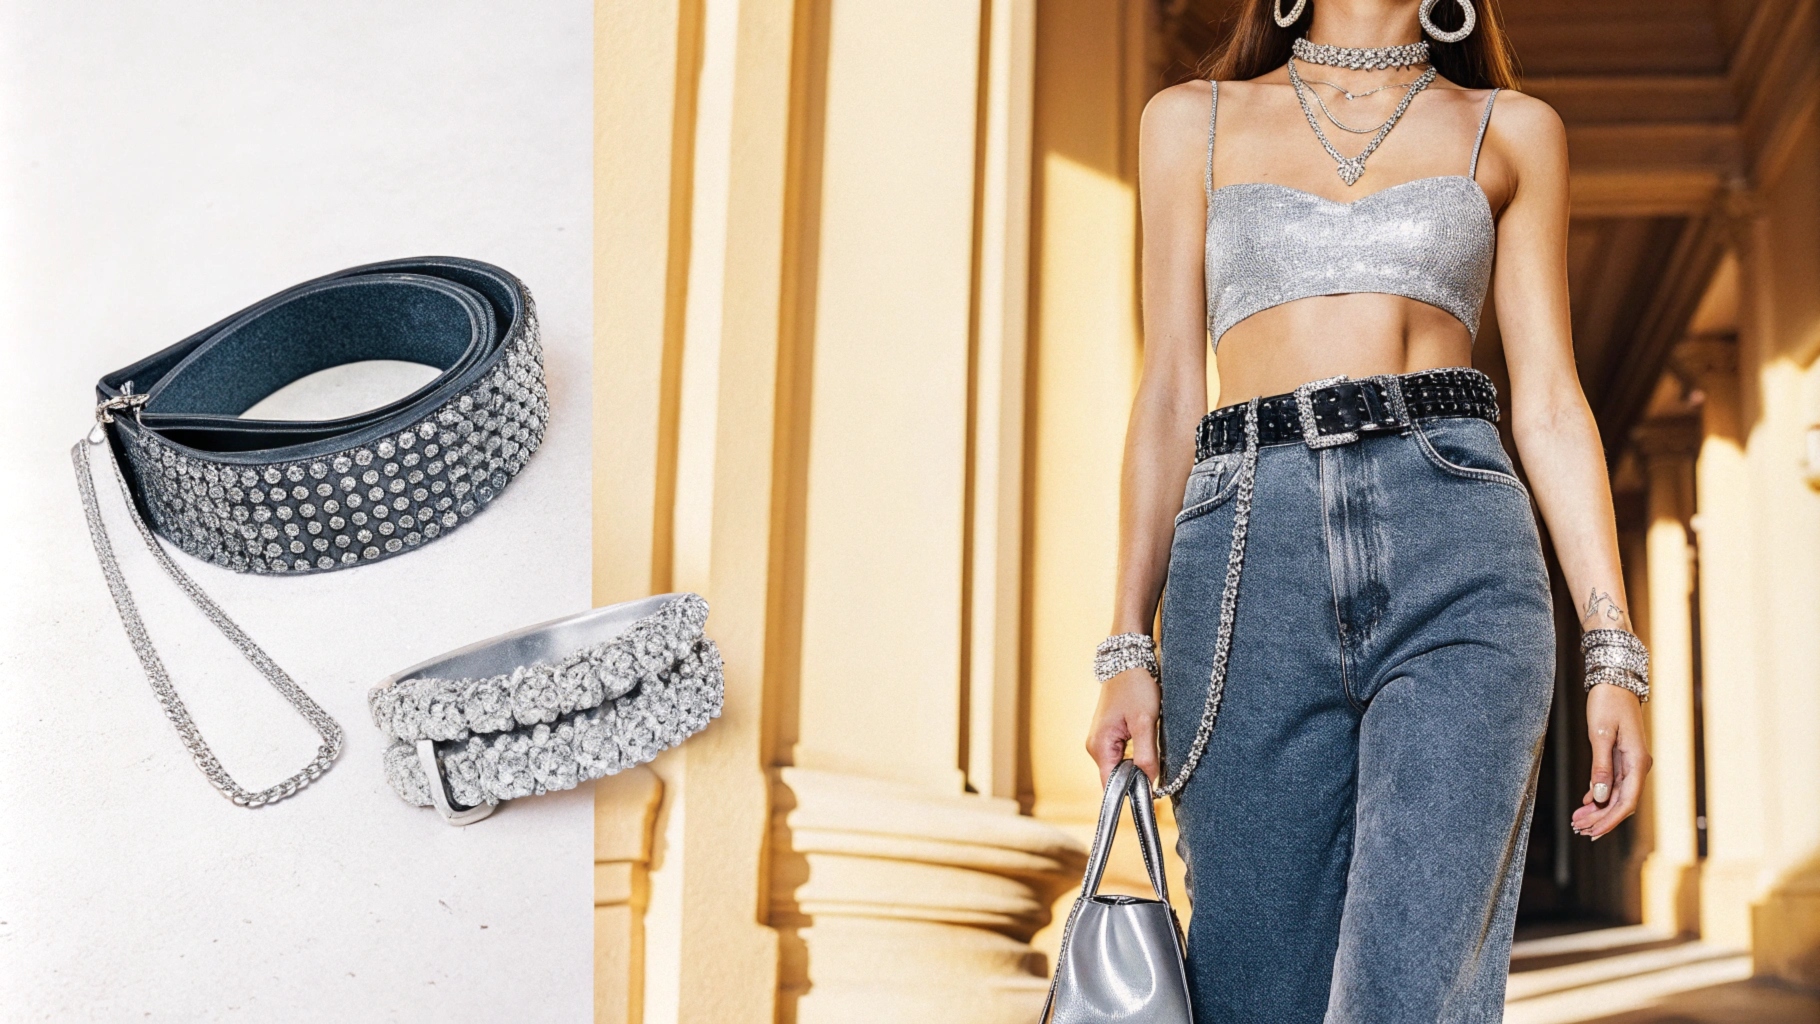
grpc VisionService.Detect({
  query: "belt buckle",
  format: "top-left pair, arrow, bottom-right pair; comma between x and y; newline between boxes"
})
88,382 -> 149,444
417,738 -> 497,826
1294,375 -> 1358,449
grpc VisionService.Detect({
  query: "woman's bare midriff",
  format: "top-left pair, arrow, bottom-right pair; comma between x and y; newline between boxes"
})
1211,292 -> 1476,406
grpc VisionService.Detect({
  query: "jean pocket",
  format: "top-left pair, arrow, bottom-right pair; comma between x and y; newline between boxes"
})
1176,451 -> 1243,525
1412,416 -> 1527,494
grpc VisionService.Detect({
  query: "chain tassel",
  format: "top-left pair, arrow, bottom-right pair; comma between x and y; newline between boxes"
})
72,435 -> 343,807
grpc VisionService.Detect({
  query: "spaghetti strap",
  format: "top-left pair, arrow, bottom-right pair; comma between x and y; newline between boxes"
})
1204,81 -> 1219,338
1469,88 -> 1500,180
1204,81 -> 1219,214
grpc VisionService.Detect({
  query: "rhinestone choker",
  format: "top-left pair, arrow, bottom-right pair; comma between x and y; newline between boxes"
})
1292,37 -> 1430,71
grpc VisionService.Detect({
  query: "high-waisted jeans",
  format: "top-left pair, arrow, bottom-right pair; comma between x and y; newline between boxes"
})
1160,410 -> 1556,1023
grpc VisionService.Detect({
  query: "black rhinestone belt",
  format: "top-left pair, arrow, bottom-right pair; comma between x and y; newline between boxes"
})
94,257 -> 547,575
1195,367 -> 1499,462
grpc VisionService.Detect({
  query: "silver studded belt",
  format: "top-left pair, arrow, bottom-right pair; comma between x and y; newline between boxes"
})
72,258 -> 547,809
368,593 -> 724,824
96,257 -> 546,575
1194,367 -> 1500,461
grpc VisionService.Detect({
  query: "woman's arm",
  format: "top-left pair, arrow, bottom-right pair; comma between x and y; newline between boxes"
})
1086,82 -> 1213,786
1487,93 -> 1652,841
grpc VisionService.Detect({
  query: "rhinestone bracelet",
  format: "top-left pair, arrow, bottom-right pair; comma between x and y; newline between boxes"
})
1584,665 -> 1650,702
1585,644 -> 1649,681
1581,629 -> 1650,701
1582,629 -> 1649,681
1094,632 -> 1159,682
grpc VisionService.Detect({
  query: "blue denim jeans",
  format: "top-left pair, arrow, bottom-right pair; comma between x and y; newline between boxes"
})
1160,409 -> 1556,1023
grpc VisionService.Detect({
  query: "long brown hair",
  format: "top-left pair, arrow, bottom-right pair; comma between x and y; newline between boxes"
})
1201,0 -> 1520,89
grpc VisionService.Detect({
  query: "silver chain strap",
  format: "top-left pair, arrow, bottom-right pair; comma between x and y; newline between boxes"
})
1154,398 -> 1260,799
72,422 -> 343,808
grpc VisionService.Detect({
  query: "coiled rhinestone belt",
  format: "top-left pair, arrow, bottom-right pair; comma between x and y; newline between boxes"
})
96,256 -> 547,574
73,257 -> 546,809
368,593 -> 724,824
1195,366 -> 1499,462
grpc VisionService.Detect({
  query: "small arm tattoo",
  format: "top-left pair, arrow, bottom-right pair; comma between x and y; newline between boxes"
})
1581,587 -> 1631,630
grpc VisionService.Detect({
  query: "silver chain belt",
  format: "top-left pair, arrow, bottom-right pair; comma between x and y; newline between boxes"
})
1154,397 -> 1261,798
73,402 -> 343,808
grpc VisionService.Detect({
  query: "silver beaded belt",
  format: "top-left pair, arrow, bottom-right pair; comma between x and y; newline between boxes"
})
369,593 -> 724,824
72,258 -> 546,809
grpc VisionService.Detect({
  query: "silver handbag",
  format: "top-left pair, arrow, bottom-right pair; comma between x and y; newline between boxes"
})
1040,759 -> 1194,1023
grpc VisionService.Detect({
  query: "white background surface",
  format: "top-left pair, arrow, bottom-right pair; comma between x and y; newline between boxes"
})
0,3 -> 595,1020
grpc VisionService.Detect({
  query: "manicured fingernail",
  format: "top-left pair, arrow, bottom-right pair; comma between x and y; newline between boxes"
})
1593,782 -> 1610,802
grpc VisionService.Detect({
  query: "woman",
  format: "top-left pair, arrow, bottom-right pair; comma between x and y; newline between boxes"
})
1084,0 -> 1654,1020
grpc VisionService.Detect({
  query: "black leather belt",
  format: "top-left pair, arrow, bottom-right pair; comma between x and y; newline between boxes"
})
1195,367 -> 1499,461
95,257 -> 547,575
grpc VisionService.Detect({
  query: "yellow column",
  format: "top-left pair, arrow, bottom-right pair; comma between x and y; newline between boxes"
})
770,2 -> 1081,1021
1026,0 -> 1147,834
593,0 -> 701,1017
966,0 -> 1038,802
596,0 -> 801,1019
1630,417 -> 1702,937
788,0 -> 984,791
1685,332 -> 1762,949
1742,114 -> 1820,982
1023,0 -> 1189,955
1747,352 -> 1820,985
595,768 -> 664,1024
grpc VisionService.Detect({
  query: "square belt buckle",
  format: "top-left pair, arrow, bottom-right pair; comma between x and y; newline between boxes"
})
1294,375 -> 1359,449
417,738 -> 497,825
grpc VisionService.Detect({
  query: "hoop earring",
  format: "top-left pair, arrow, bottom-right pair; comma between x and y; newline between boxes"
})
1274,0 -> 1308,29
1419,0 -> 1476,43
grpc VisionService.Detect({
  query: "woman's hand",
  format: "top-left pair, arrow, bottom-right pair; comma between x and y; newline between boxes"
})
1571,684 -> 1652,840
1087,668 -> 1162,787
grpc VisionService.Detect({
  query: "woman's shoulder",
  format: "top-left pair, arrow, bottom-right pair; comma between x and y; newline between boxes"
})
1483,88 -> 1565,142
1142,79 -> 1214,127
1138,80 -> 1216,172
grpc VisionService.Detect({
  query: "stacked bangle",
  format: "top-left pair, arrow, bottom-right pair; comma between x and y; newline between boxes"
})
1581,628 -> 1650,702
1094,632 -> 1159,682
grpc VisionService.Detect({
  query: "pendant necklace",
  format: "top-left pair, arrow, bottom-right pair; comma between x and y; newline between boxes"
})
1299,76 -> 1421,134
1300,78 -> 1412,101
1288,54 -> 1436,185
1306,84 -> 1412,134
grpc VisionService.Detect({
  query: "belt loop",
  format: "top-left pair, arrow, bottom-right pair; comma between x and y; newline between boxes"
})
1373,373 -> 1410,432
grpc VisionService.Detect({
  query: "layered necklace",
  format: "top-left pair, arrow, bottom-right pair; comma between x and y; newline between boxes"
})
1288,37 -> 1436,185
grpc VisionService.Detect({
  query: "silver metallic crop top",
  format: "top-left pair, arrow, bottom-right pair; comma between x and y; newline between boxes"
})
1203,82 -> 1500,348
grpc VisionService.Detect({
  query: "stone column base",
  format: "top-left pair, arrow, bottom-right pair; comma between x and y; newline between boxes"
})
1641,852 -> 1702,937
1754,861 -> 1820,989
1703,857 -> 1764,949
771,767 -> 1086,1024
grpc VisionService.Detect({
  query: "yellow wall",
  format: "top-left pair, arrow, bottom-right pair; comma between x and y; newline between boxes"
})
593,0 -> 1091,1021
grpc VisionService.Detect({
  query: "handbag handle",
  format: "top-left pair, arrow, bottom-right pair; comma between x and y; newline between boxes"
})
1039,761 -> 1176,1023
1079,759 -> 1171,905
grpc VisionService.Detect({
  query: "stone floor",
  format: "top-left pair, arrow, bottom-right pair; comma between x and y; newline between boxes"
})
1504,926 -> 1820,1023
1573,980 -> 1820,1024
